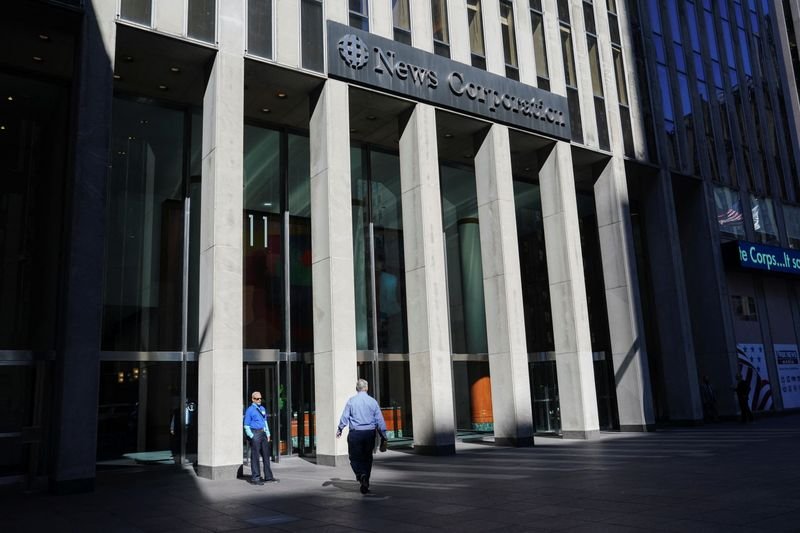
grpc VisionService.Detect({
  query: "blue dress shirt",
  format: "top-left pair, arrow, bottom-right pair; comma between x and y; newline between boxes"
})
243,403 -> 270,439
338,391 -> 387,438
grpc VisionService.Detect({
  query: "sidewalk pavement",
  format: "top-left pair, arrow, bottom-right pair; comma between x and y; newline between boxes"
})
2,414 -> 799,532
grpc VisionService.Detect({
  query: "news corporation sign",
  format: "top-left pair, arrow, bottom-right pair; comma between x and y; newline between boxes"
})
326,21 -> 571,141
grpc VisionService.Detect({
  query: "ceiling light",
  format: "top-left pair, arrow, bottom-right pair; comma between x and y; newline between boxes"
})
261,108 -> 270,113
39,34 -> 50,41
0,125 -> 6,130
276,92 -> 287,99
463,153 -> 472,158
444,133 -> 453,138
124,56 -> 134,62
262,202 -> 272,207
366,115 -> 376,120
32,56 -> 43,62
139,120 -> 149,125
169,66 -> 181,73
350,128 -> 357,133
113,74 -> 121,80
524,167 -> 531,171
7,96 -> 13,101
158,85 -> 168,91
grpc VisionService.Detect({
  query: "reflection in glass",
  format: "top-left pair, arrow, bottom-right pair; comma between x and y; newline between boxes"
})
786,205 -> 800,249
103,99 -> 185,351
247,0 -> 273,58
97,362 -> 198,464
749,194 -> 779,245
288,134 -> 313,353
713,185 -> 745,241
187,0 -> 216,43
301,0 -> 324,72
440,165 -> 487,355
393,0 -> 411,44
453,361 -> 492,431
432,0 -> 450,56
120,0 -> 152,25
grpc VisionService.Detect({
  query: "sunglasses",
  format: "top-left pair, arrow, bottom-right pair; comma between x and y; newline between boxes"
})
252,397 -> 262,401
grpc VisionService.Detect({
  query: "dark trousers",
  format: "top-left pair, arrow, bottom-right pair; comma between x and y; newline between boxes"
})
347,429 -> 375,481
250,430 -> 274,480
737,396 -> 754,423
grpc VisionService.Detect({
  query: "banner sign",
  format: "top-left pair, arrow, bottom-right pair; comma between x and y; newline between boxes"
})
774,344 -> 800,409
734,241 -> 800,276
327,21 -> 571,141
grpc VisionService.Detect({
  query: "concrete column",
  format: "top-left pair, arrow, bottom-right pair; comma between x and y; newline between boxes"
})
196,0 -> 245,480
474,125 -> 534,446
481,0 -> 505,75
309,80 -> 358,466
276,0 -> 300,67
154,0 -> 183,36
51,0 -> 116,494
594,157 -> 656,430
327,0 -> 348,24
448,0 -> 471,64
640,170 -> 703,422
399,104 -> 456,455
513,0 -> 537,86
539,142 -> 599,438
411,0 -> 434,53
372,0 -> 393,39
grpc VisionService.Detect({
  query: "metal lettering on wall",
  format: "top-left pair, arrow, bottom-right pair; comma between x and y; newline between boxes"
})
327,21 -> 571,141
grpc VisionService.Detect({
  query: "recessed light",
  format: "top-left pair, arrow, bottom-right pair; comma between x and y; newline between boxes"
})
261,108 -> 270,113
0,125 -> 6,130
524,167 -> 531,171
350,128 -> 357,133
39,34 -> 50,41
169,66 -> 181,73
124,56 -> 134,62
128,136 -> 136,140
7,96 -> 13,101
463,153 -> 472,158
113,74 -> 121,80
158,85 -> 168,90
262,202 -> 272,207
276,92 -> 287,99
32,56 -> 43,62
366,115 -> 376,120
443,133 -> 453,138
139,119 -> 149,125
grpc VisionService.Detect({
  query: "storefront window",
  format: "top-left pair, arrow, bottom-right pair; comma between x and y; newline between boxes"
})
749,194 -> 779,245
103,99 -> 186,351
713,185 -> 746,241
785,205 -> 800,249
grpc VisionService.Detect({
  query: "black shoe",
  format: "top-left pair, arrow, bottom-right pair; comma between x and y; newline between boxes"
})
359,475 -> 369,494
250,478 -> 264,486
262,478 -> 279,483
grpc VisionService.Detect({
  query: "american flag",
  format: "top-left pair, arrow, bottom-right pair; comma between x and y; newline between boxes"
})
737,347 -> 773,411
718,201 -> 743,226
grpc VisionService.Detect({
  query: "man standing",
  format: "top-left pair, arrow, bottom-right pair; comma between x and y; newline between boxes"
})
337,379 -> 388,494
244,391 -> 278,485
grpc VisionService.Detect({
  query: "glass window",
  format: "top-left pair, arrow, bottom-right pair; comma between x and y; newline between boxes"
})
561,26 -> 576,87
393,0 -> 412,45
432,0 -> 450,57
187,0 -> 216,43
103,99 -> 186,351
0,73 -> 68,349
713,185 -> 746,241
500,1 -> 519,79
557,0 -> 571,23
750,194 -> 779,244
531,11 -> 549,84
247,0 -> 273,59
350,0 -> 369,31
120,0 -> 152,26
440,165 -> 487,355
468,0 -> 486,68
785,205 -> 800,249
244,126 -> 283,349
613,48 -> 628,105
287,134 -> 313,353
301,0 -> 324,72
588,36 -> 604,97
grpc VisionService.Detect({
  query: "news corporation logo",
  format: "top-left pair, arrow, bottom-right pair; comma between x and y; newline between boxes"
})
338,34 -> 370,70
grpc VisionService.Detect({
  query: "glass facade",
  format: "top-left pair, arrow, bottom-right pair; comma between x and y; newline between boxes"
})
247,0 -> 273,59
301,0 -> 324,72
468,0 -> 487,69
120,0 -> 152,26
187,0 -> 216,43
393,0 -> 412,45
432,0 -> 450,57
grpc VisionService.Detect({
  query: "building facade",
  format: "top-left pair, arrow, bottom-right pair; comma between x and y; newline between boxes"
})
0,0 -> 798,492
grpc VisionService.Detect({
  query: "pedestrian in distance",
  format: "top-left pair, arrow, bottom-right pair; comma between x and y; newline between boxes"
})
244,391 -> 279,485
337,379 -> 388,494
700,375 -> 719,422
733,373 -> 755,423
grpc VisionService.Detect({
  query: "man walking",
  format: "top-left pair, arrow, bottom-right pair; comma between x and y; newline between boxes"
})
337,379 -> 387,494
244,391 -> 278,485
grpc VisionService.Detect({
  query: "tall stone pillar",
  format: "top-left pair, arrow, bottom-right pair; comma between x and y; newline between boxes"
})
474,125 -> 534,446
399,104 -> 456,454
309,80 -> 358,466
197,0 -> 245,480
539,142 -> 599,438
594,157 -> 656,430
52,0 -> 116,493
